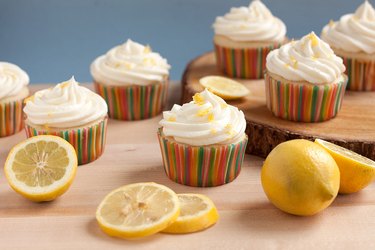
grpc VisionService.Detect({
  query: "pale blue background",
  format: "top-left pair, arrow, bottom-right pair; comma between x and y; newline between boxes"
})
0,0 -> 371,83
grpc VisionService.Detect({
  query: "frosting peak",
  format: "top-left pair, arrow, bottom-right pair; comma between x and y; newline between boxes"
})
321,1 -> 375,54
266,32 -> 346,84
213,0 -> 286,42
91,39 -> 171,86
0,62 -> 29,100
24,77 -> 108,128
159,89 -> 246,146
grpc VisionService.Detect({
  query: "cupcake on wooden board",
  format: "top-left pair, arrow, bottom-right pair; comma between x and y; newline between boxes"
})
213,0 -> 287,79
265,32 -> 347,122
321,1 -> 375,91
158,89 -> 248,187
23,77 -> 108,165
0,62 -> 29,137
91,39 -> 170,120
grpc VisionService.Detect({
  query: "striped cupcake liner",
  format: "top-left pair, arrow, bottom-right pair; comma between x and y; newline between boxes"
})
342,55 -> 375,91
0,99 -> 24,137
25,117 -> 108,165
94,81 -> 168,120
214,42 -> 282,79
157,129 -> 248,187
265,73 -> 347,122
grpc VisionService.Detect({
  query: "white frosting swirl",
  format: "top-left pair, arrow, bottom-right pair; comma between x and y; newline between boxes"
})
266,32 -> 346,84
321,1 -> 375,54
213,0 -> 286,42
160,89 -> 246,146
91,39 -> 170,86
0,62 -> 29,100
24,77 -> 108,128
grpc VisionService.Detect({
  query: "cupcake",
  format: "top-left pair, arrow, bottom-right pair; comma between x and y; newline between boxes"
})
265,32 -> 347,122
213,0 -> 287,79
0,62 -> 29,137
91,39 -> 170,120
23,77 -> 108,165
321,1 -> 375,91
158,89 -> 248,187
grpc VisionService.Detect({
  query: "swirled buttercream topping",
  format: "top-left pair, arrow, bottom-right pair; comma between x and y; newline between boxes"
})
160,89 -> 246,146
91,39 -> 170,86
266,32 -> 346,84
24,77 -> 108,128
213,0 -> 286,42
0,62 -> 29,100
321,1 -> 375,54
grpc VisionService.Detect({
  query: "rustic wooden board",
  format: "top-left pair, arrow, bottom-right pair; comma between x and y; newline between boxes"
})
1,83 -> 375,249
182,52 -> 375,160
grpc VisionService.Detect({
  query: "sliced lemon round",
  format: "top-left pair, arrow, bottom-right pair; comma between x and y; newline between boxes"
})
4,135 -> 78,202
96,182 -> 180,239
162,193 -> 219,234
199,76 -> 250,100
315,139 -> 375,194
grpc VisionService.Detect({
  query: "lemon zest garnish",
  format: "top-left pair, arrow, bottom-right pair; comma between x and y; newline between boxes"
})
144,45 -> 152,53
24,95 -> 35,104
167,116 -> 176,122
329,19 -> 335,27
308,32 -> 319,47
193,93 -> 205,105
197,107 -> 212,117
220,103 -> 228,109
210,128 -> 217,134
208,113 -> 215,122
293,60 -> 298,69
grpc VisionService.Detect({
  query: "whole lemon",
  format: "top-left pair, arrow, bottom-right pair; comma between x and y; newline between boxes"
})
261,139 -> 340,216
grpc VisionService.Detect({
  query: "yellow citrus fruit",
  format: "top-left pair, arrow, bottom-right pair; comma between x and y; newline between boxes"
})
261,139 -> 340,216
96,182 -> 180,239
315,139 -> 375,194
162,193 -> 219,234
199,76 -> 250,100
4,135 -> 78,202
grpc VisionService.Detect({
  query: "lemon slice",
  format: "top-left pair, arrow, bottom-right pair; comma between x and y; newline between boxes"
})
315,139 -> 375,194
96,182 -> 180,239
199,76 -> 250,100
162,193 -> 219,234
4,135 -> 78,202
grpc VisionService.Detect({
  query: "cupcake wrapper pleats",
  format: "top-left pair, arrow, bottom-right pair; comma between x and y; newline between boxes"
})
0,99 -> 24,137
94,81 -> 168,120
265,73 -> 347,122
214,43 -> 282,79
342,56 -> 375,91
25,117 -> 108,165
158,129 -> 248,187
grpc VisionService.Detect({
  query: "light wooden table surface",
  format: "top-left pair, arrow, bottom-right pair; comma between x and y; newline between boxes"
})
0,83 -> 375,249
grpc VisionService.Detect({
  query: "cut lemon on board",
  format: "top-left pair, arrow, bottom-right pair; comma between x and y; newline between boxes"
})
4,135 -> 78,202
96,182 -> 180,239
199,76 -> 250,100
315,139 -> 375,194
162,193 -> 219,234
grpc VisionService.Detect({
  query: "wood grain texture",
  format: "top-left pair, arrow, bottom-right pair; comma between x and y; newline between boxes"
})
1,83 -> 375,249
182,52 -> 375,160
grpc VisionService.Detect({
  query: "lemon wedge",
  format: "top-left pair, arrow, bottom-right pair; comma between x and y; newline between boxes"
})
96,182 -> 180,239
162,193 -> 219,234
315,139 -> 375,194
4,135 -> 78,202
199,76 -> 250,100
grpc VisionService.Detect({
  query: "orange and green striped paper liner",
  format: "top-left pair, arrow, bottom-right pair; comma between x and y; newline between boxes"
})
25,117 -> 108,165
0,99 -> 24,137
94,81 -> 168,120
341,55 -> 375,91
214,42 -> 282,79
265,73 -> 347,122
157,129 -> 248,187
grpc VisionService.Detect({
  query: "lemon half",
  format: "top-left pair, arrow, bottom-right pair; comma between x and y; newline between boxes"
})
315,139 -> 375,194
4,135 -> 78,202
